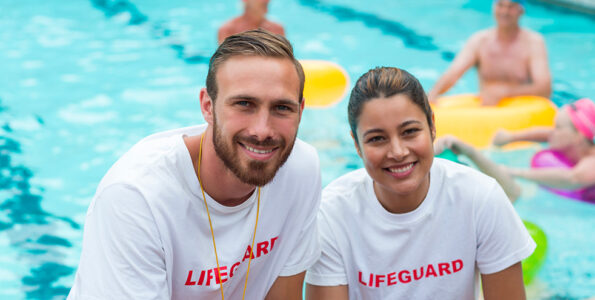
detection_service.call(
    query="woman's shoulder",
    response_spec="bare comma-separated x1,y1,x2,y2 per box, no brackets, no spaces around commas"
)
324,168,368,196
321,169,369,209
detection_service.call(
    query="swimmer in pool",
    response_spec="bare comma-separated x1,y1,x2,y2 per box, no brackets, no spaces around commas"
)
435,98,595,202
428,0,551,106
218,0,285,44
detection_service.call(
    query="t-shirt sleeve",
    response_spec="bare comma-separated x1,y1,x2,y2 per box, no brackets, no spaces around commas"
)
278,169,322,277
305,208,348,286
475,181,536,274
68,184,169,300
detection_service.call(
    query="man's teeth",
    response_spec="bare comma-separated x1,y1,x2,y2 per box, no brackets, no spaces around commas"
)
245,145,273,154
388,163,413,173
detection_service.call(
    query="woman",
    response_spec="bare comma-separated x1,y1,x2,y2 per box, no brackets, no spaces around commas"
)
435,98,595,203
305,67,534,299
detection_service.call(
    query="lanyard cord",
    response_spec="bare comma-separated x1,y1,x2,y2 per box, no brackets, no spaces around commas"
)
197,133,260,300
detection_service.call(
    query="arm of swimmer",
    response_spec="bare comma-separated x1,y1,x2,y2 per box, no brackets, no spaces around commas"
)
481,262,526,300
464,150,521,202
428,33,482,103
265,272,306,300
435,135,520,202
504,34,551,98
306,284,349,300
510,156,595,190
492,127,553,146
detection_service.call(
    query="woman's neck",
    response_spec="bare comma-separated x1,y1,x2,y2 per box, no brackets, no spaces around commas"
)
372,175,430,214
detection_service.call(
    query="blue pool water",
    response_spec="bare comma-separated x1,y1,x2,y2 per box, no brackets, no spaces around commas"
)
1,0,594,299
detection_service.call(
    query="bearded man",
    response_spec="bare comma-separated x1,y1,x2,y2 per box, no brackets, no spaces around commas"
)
68,29,320,300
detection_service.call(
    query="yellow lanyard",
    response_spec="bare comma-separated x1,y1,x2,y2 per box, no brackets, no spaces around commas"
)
197,133,260,300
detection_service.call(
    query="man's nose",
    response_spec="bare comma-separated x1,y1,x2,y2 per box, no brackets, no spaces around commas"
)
247,110,275,141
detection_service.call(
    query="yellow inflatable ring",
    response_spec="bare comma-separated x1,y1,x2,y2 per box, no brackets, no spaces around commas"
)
432,95,557,148
301,60,349,108
522,220,547,285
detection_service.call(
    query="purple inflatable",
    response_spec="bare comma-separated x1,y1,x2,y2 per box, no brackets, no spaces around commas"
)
531,149,595,204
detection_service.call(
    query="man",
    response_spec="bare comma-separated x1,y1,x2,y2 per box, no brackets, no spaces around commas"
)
428,0,551,106
68,30,321,299
218,0,285,44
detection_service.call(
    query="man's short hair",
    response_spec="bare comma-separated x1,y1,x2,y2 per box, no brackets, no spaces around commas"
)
206,29,305,103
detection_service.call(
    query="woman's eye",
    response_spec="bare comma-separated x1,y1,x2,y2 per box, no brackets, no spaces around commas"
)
403,128,421,136
366,136,384,143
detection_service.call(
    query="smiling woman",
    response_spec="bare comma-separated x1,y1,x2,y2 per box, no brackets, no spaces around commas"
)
305,67,535,300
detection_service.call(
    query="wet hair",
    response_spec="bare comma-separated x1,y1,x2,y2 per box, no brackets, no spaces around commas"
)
206,29,305,102
348,67,434,144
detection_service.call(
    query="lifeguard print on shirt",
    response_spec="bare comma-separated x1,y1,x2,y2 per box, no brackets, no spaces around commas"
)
358,259,464,288
184,236,279,286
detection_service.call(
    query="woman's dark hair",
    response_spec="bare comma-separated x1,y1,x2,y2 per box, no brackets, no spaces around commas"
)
348,67,434,144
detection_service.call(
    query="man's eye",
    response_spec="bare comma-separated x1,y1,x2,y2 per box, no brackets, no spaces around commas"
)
276,105,292,112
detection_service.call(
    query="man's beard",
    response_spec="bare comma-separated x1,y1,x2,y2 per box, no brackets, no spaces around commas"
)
212,116,296,186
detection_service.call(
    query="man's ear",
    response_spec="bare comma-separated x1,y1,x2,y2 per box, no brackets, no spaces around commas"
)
430,113,437,141
200,88,214,125
351,131,363,158
298,97,306,120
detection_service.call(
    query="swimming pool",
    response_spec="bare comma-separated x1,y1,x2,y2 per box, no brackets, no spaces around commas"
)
1,0,594,298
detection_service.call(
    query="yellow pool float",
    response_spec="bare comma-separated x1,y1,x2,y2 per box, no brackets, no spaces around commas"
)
433,94,557,148
301,60,349,108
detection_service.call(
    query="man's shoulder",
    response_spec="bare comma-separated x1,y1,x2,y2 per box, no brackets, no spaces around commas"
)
263,139,320,189
466,29,493,51
290,138,319,160
218,17,243,35
262,19,285,35
521,28,545,44
99,125,204,189
283,138,320,173
470,28,493,41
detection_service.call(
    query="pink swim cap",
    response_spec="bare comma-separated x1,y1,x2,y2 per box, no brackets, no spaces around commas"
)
565,98,595,143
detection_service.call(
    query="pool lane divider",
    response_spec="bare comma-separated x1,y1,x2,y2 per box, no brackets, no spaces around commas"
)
90,0,210,64
0,98,79,298
298,0,456,61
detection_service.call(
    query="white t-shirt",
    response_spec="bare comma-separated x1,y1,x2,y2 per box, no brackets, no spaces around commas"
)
306,158,535,299
68,124,321,300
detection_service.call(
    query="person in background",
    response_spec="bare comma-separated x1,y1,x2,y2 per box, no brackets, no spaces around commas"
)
68,29,320,300
218,0,285,44
428,0,551,105
306,67,534,299
435,98,595,202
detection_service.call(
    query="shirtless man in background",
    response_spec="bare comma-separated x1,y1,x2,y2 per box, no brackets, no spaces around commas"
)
218,0,285,44
428,0,551,106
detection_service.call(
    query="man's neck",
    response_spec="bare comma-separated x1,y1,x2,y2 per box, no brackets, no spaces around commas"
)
187,129,256,207
241,11,266,28
497,25,521,42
